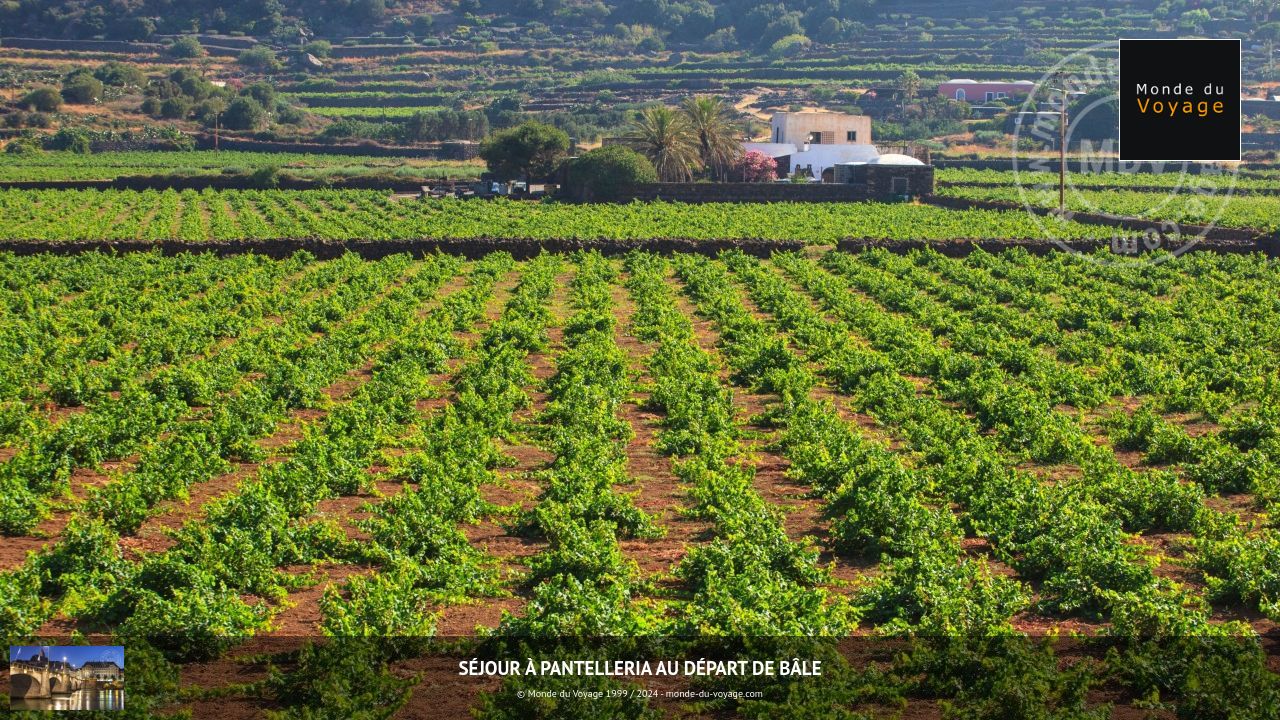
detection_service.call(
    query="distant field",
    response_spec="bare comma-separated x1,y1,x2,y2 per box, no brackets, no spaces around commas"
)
938,184,1280,232
0,151,483,182
304,106,451,119
936,168,1280,191
0,189,1123,242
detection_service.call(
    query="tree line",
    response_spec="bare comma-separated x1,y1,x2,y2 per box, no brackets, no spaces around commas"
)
479,95,776,199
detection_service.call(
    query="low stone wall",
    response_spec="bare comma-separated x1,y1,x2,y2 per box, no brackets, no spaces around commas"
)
932,158,1244,174
1,37,161,53
922,194,1265,242
838,236,1277,258
0,36,242,57
190,134,478,160
1243,132,1280,150
618,183,869,203
0,237,804,260
1244,100,1280,120
294,94,451,108
939,181,1280,197
0,176,430,192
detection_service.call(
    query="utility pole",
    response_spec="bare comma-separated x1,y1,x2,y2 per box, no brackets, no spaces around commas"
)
1060,90,1066,214
1050,71,1068,215
214,111,220,151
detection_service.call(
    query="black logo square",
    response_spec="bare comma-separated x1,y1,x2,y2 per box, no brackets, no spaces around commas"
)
1119,38,1240,161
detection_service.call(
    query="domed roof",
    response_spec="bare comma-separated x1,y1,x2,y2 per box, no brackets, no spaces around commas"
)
868,153,925,166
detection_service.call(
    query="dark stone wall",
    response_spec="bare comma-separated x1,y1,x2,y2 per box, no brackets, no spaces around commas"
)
922,195,1265,241
612,167,934,204
618,182,869,203
836,164,935,197
0,237,805,260
1,36,243,56
1243,100,1280,120
932,158,1243,173
837,236,1276,257
189,134,478,159
1243,132,1280,150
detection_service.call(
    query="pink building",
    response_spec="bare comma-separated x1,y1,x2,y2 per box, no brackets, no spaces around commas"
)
936,79,1035,103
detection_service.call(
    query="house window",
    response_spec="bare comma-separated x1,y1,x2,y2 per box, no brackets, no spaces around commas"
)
807,131,822,144
985,91,995,101
846,131,857,141
891,177,909,194
955,88,966,101
773,127,780,142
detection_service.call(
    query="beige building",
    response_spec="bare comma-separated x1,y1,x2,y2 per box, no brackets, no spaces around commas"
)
745,111,877,180
81,661,122,684
767,111,871,145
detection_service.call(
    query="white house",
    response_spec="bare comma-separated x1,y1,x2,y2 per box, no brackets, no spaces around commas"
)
743,111,879,181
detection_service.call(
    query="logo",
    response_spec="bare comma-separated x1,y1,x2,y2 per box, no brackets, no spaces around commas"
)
1011,41,1239,264
1119,38,1241,162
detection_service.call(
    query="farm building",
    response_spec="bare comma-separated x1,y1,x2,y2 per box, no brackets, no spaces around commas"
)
937,79,1036,102
743,110,879,180
833,154,934,198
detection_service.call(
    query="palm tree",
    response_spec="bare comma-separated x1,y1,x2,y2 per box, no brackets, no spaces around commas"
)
680,95,742,181
624,106,701,183
895,70,921,119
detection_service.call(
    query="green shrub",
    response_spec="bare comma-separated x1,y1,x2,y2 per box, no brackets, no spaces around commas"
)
22,86,62,112
167,36,204,58
94,60,147,87
238,46,282,71
223,97,267,131
61,75,104,104
159,96,191,119
561,145,656,202
4,137,44,154
46,127,93,154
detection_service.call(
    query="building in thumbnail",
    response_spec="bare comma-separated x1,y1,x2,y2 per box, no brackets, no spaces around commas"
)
81,661,123,684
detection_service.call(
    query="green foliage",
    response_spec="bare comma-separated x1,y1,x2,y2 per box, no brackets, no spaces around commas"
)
768,33,811,59
167,36,205,58
109,557,272,661
263,641,415,720
4,136,44,154
94,61,148,87
22,86,62,112
319,564,438,642
917,639,1109,720
1197,530,1280,619
0,564,48,641
0,190,1132,243
561,145,656,202
303,40,333,57
223,97,268,131
4,239,1280,717
61,74,104,104
159,96,191,119
238,46,283,71
46,127,93,154
479,120,570,182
